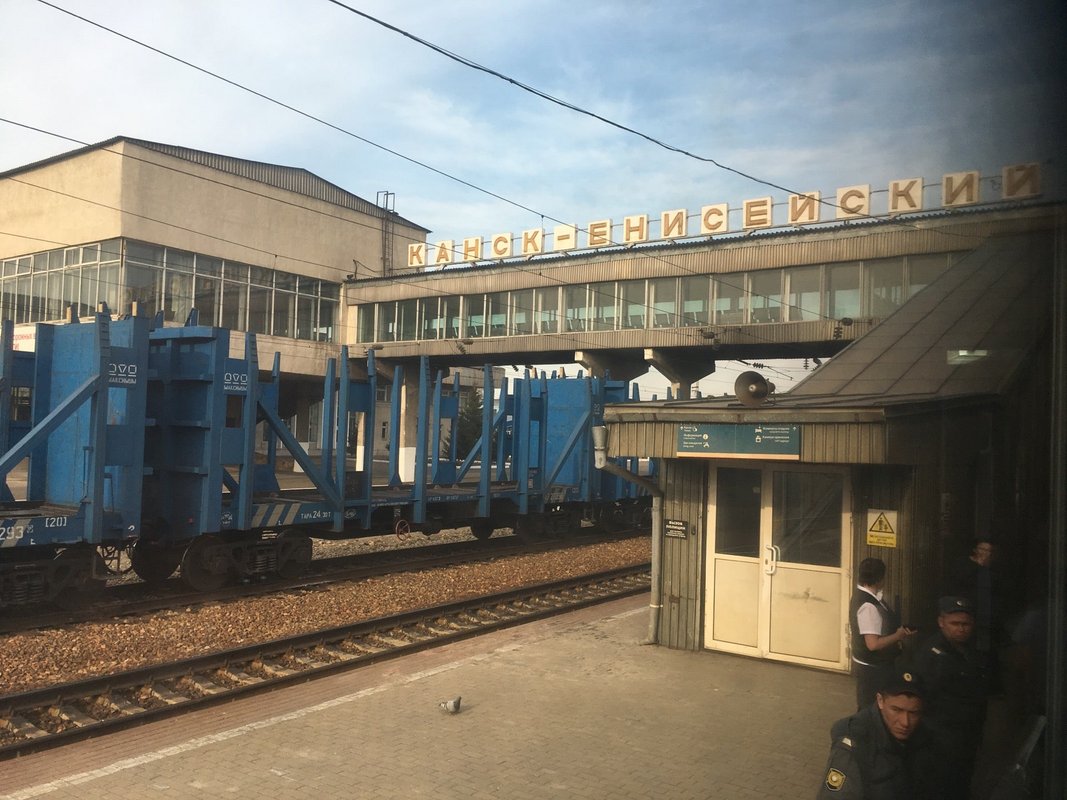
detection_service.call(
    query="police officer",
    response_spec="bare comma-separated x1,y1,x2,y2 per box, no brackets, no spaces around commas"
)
912,596,990,800
816,671,947,799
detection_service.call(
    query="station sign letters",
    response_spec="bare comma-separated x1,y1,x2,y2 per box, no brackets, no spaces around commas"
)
676,423,800,460
407,162,1041,268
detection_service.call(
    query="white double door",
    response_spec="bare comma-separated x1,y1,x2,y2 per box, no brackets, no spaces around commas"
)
703,464,852,671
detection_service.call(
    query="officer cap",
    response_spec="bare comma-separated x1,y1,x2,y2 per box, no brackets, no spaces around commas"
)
938,595,975,615
878,669,926,699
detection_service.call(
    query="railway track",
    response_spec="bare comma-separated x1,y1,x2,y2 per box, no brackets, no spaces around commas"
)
2,527,646,635
0,564,650,759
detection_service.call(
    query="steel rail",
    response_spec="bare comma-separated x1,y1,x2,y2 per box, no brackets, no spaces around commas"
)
0,563,650,759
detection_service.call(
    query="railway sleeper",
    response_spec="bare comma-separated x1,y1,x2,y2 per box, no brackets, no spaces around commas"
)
1,715,49,739
47,704,95,728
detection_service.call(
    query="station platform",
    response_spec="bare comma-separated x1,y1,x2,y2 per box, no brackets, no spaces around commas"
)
0,597,892,798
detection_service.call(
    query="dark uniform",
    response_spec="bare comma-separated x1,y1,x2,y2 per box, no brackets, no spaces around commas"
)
816,704,946,799
912,631,989,799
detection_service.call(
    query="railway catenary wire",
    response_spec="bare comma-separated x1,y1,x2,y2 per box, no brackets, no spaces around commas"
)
0,564,651,759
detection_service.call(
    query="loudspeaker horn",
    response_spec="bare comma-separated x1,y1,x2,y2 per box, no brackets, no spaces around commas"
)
734,371,775,407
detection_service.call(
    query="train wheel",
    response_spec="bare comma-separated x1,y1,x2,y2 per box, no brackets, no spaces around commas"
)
131,539,181,584
277,532,312,579
180,535,230,592
469,521,495,540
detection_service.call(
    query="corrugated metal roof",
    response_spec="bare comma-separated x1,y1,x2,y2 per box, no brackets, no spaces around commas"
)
612,228,1053,416
0,135,428,233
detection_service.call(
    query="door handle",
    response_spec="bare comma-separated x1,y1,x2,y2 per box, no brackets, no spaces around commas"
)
764,544,778,575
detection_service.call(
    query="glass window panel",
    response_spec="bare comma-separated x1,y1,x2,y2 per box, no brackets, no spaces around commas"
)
563,285,588,332
487,292,507,337
442,296,460,338
16,257,30,274
64,248,79,267
771,471,842,567
907,254,948,298
621,281,646,329
749,270,783,323
47,249,64,270
397,298,418,341
298,277,320,296
2,260,14,278
98,239,121,263
78,266,97,318
535,287,559,334
165,270,194,323
463,294,485,338
680,276,709,326
165,249,194,273
126,241,162,266
420,298,441,339
590,281,617,331
32,253,48,272
376,301,396,342
220,280,247,330
320,282,339,301
826,263,861,319
125,264,162,317
15,275,30,322
786,266,821,321
714,468,761,557
275,271,296,291
867,258,904,316
196,255,222,277
44,271,64,320
194,276,218,325
248,285,271,334
249,266,273,287
272,291,294,337
713,276,744,324
224,262,249,282
1,278,15,322
356,304,375,343
62,266,79,315
99,263,121,314
650,278,677,328
318,300,335,342
511,289,533,335
295,296,314,340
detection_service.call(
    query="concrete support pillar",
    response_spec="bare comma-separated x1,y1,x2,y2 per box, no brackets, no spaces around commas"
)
574,350,650,382
399,366,420,482
643,348,716,400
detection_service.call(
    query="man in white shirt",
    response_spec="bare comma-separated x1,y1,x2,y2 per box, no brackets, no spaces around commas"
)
850,557,916,709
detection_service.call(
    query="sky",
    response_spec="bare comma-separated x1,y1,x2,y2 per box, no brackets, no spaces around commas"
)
1,0,1064,397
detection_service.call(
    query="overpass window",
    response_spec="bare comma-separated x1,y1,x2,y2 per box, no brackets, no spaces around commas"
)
621,281,646,328
296,295,316,340
357,305,375,343
421,298,441,339
564,285,588,332
650,278,677,328
463,294,485,338
713,276,744,324
442,296,461,338
867,258,904,316
826,263,860,320
785,266,821,321
591,281,617,330
906,254,948,298
397,298,418,340
488,292,508,337
511,289,533,335
680,276,709,326
376,301,396,341
535,287,560,333
749,270,783,323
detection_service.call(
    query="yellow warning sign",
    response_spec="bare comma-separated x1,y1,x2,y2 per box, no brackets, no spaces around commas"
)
866,509,899,548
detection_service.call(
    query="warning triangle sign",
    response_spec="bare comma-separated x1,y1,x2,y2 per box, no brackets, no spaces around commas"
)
869,512,895,534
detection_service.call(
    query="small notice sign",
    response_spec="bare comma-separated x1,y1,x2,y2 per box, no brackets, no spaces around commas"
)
866,509,899,548
665,519,688,538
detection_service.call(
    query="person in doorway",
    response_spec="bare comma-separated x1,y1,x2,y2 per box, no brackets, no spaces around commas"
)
851,558,916,710
816,671,947,799
912,596,990,800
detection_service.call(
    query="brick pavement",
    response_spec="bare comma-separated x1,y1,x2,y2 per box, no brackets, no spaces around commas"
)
0,596,856,799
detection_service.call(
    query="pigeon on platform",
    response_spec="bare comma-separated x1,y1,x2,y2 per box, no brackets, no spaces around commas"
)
439,696,462,714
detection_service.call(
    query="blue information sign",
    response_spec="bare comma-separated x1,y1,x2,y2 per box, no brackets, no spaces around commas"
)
676,423,800,460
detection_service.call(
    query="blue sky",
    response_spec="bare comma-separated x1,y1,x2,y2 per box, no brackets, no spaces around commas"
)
1,0,1064,395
